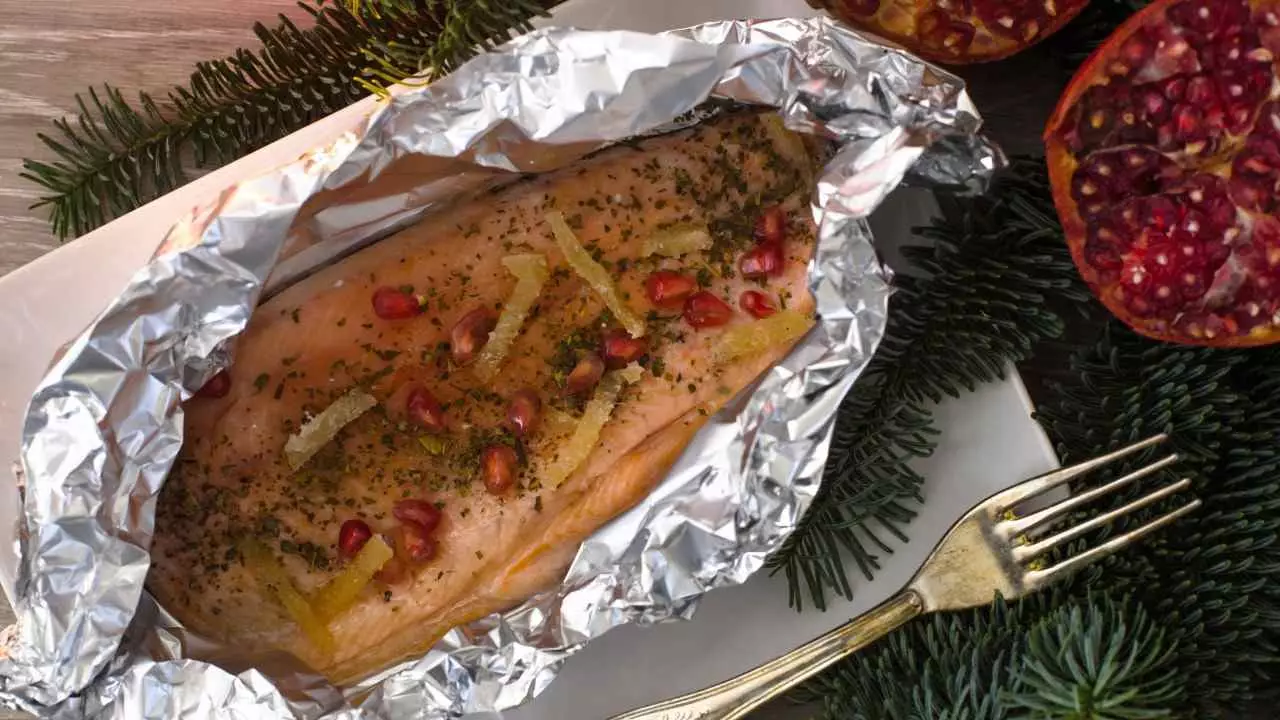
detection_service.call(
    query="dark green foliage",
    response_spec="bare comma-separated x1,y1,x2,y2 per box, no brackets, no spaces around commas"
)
21,0,550,240
1004,598,1181,719
802,157,1280,718
1037,328,1280,716
769,161,1090,610
804,594,1182,720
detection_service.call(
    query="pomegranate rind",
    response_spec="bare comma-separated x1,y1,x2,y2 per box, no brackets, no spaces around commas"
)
1044,0,1280,348
816,0,1092,65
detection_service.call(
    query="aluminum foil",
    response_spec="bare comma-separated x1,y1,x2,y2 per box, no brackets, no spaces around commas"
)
0,16,1002,720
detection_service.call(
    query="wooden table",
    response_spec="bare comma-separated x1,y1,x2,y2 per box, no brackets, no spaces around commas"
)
0,2,310,717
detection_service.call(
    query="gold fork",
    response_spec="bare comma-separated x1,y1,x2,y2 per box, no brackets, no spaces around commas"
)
609,434,1200,720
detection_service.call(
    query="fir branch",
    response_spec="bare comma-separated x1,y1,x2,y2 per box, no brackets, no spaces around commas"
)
1005,598,1182,719
803,594,1182,720
1037,327,1280,715
770,160,1090,610
21,0,553,240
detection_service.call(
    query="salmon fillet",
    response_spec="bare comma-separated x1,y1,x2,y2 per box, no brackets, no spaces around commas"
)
148,111,825,684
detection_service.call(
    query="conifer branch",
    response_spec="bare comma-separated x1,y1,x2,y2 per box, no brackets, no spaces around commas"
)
21,1,553,240
769,161,1090,610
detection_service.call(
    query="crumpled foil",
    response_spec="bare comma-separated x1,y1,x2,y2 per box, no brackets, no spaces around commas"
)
0,16,1003,720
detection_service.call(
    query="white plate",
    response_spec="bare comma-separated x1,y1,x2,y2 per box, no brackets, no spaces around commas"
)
0,2,1060,717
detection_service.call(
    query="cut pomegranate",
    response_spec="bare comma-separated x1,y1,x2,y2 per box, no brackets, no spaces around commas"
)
371,286,422,320
683,292,734,328
338,519,372,559
195,371,231,399
813,0,1089,64
1045,0,1280,347
406,386,447,434
392,499,442,535
739,290,778,319
601,329,648,369
644,271,697,310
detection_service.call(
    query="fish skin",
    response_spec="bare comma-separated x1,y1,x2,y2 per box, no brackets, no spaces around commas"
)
149,111,822,683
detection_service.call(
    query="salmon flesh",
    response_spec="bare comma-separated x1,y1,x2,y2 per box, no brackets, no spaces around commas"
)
149,111,825,683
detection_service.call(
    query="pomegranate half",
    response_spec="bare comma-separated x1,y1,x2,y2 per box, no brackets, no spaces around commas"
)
811,0,1090,64
1046,0,1280,347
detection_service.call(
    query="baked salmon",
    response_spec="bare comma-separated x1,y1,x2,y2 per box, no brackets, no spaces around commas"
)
149,110,825,684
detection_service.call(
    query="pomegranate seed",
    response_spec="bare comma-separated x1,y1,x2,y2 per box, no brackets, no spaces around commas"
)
601,329,647,369
739,243,784,278
196,371,231,399
393,499,442,535
372,286,422,320
505,388,542,437
406,386,447,433
644,271,697,310
739,290,778,319
394,523,438,564
683,292,734,328
504,389,540,435
564,353,605,396
338,519,373,559
451,307,497,365
752,206,787,244
481,445,518,495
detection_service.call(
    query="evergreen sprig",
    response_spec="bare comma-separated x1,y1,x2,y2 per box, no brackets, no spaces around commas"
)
802,594,1182,720
803,159,1280,718
769,162,1090,610
20,0,551,240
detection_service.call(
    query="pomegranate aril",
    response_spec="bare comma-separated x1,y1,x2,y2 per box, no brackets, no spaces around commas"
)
644,271,697,310
393,499,442,535
339,519,373,559
481,445,518,495
395,523,438,564
739,243,784,279
739,290,778,319
917,11,975,55
196,371,231,399
839,0,881,15
372,287,422,320
451,308,497,365
565,353,605,396
505,388,542,438
601,329,647,369
406,386,447,433
1167,0,1247,39
683,292,734,328
752,206,787,245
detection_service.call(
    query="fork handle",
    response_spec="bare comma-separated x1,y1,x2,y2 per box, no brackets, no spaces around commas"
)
608,590,924,720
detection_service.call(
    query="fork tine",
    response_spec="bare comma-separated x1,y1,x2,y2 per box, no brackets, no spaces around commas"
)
1010,478,1192,564
1001,453,1181,536
991,434,1170,512
1024,498,1202,590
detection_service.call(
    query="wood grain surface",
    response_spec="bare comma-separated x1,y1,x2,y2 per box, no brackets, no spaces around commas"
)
0,0,312,277
0,3,309,716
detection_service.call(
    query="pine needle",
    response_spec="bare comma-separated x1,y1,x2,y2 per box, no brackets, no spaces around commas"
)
21,0,553,240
